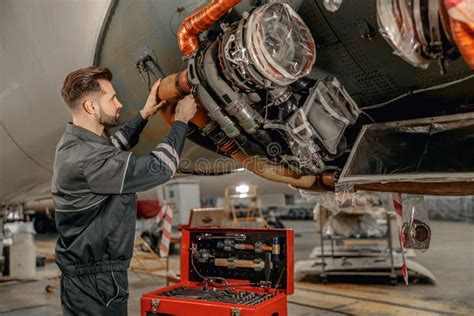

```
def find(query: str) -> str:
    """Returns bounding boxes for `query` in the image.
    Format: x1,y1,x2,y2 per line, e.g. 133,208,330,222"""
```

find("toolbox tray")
141,227,294,316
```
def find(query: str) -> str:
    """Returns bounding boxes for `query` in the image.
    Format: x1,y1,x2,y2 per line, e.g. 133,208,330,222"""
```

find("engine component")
401,219,431,250
178,0,241,57
377,0,459,71
188,55,242,138
219,3,316,90
377,0,431,68
157,1,355,191
323,0,344,12
447,0,474,69
287,77,360,158
203,41,262,134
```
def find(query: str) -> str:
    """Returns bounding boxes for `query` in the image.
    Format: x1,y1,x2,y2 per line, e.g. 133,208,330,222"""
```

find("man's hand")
174,95,197,124
140,79,167,120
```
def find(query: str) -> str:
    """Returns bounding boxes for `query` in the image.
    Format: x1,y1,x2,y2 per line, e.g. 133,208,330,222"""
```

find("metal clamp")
151,299,160,313
231,307,241,316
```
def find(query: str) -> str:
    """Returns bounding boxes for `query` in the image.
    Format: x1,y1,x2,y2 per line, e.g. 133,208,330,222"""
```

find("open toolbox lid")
180,227,294,295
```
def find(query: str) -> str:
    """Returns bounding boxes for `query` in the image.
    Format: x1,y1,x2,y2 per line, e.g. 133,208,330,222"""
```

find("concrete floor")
0,220,472,315
288,219,474,305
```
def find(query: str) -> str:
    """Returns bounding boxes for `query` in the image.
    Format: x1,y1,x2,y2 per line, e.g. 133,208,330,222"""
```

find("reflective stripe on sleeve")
157,143,180,164
115,131,130,150
120,152,132,194
151,150,177,175
110,136,122,149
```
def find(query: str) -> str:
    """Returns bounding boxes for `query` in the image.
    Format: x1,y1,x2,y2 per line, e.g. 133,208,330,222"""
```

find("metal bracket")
135,47,165,76
356,19,374,40
231,307,241,316
151,298,160,313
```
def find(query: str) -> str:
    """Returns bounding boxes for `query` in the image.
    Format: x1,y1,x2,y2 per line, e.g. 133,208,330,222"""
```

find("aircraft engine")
157,1,360,188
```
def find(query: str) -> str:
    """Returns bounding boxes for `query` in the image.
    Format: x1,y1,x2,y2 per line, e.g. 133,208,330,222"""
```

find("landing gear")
33,214,56,234
390,277,397,286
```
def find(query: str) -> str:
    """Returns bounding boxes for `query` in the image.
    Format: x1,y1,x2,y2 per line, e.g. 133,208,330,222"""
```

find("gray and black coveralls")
51,113,187,315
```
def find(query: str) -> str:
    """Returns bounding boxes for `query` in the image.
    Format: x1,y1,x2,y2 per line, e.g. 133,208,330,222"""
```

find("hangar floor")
0,220,472,315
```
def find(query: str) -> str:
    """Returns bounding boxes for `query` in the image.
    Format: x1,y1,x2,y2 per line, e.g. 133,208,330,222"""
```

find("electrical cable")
361,74,474,111
146,68,151,91
273,267,285,295
0,120,53,174
264,89,270,121
360,110,376,123
191,250,230,289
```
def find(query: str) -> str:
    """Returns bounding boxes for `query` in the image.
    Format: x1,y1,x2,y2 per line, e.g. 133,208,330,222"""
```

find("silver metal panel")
339,112,474,184
0,0,111,201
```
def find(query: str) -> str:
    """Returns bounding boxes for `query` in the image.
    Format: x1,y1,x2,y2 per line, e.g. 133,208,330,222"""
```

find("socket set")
141,228,294,316
160,287,274,306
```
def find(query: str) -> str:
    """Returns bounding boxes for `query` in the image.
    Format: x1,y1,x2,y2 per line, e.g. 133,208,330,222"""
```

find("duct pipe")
156,70,191,103
178,0,241,56
231,151,335,191
450,19,474,69
156,70,211,128
203,41,260,134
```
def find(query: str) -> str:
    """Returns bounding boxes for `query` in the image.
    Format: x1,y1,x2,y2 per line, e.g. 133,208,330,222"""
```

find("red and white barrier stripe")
392,192,409,285
159,203,173,257
155,203,166,223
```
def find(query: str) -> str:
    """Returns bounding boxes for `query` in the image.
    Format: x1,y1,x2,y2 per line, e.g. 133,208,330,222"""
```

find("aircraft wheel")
33,215,48,234
390,277,397,286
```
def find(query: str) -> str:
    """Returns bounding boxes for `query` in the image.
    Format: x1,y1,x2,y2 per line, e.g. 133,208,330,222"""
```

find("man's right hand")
174,95,197,124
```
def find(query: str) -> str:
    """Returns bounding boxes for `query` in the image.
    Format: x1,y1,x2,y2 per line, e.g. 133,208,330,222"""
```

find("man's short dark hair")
61,66,113,109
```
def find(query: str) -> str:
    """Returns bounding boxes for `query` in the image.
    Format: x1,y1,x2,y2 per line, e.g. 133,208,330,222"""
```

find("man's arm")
110,114,147,150
83,95,197,194
110,79,166,151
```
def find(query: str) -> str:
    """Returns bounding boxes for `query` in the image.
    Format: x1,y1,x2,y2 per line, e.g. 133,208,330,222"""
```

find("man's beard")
97,104,120,128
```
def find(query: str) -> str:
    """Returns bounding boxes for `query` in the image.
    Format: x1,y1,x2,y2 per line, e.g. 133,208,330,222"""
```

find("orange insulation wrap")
178,70,191,94
159,102,175,126
190,104,211,127
159,98,210,128
450,19,474,69
156,70,190,103
178,0,241,56
157,73,181,103
157,70,210,127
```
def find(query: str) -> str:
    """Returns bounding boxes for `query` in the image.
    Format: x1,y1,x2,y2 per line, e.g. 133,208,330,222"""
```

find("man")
52,66,196,315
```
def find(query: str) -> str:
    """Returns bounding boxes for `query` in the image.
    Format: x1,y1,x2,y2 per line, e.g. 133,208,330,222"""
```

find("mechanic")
51,66,196,315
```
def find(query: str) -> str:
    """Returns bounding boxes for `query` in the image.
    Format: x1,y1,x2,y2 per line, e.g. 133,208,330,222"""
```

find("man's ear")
82,99,95,115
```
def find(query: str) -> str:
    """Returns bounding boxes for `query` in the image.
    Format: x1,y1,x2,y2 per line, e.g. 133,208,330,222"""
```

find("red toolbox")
141,227,294,316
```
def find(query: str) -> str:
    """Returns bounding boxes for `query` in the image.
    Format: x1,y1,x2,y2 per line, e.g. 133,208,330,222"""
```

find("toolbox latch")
231,307,241,316
151,299,160,313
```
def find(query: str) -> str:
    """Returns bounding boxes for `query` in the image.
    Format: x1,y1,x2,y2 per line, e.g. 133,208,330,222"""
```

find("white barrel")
9,233,36,279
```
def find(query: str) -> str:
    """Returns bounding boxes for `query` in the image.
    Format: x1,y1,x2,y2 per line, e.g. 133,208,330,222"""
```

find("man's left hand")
140,79,167,120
